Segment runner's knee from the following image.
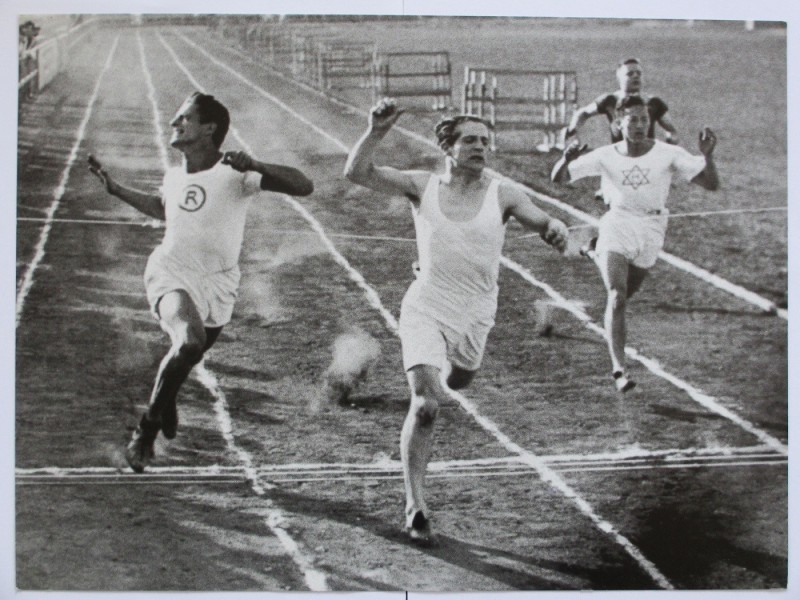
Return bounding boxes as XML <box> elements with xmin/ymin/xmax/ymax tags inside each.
<box><xmin>411</xmin><ymin>394</ymin><xmax>439</xmax><ymax>427</ymax></box>
<box><xmin>447</xmin><ymin>368</ymin><xmax>476</xmax><ymax>390</ymax></box>
<box><xmin>608</xmin><ymin>287</ymin><xmax>627</xmax><ymax>311</ymax></box>
<box><xmin>172</xmin><ymin>331</ymin><xmax>206</xmax><ymax>366</ymax></box>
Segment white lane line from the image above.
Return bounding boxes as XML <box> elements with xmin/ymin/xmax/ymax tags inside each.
<box><xmin>136</xmin><ymin>31</ymin><xmax>170</xmax><ymax>169</ymax></box>
<box><xmin>17</xmin><ymin>449</ymin><xmax>785</xmax><ymax>485</ymax></box>
<box><xmin>137</xmin><ymin>31</ymin><xmax>328</xmax><ymax>593</ymax></box>
<box><xmin>18</xmin><ymin>458</ymin><xmax>788</xmax><ymax>486</ymax></box>
<box><xmin>202</xmin><ymin>33</ymin><xmax>786</xmax><ymax>320</ymax></box>
<box><xmin>18</xmin><ymin>216</ymin><xmax>164</xmax><ymax>227</ymax></box>
<box><xmin>15</xmin><ymin>36</ymin><xmax>120</xmax><ymax>328</ymax></box>
<box><xmin>500</xmin><ymin>257</ymin><xmax>788</xmax><ymax>456</ymax></box>
<box><xmin>14</xmin><ymin>443</ymin><xmax>784</xmax><ymax>477</ymax></box>
<box><xmin>444</xmin><ymin>385</ymin><xmax>673</xmax><ymax>589</ymax></box>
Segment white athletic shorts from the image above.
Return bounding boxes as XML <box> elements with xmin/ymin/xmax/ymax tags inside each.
<box><xmin>398</xmin><ymin>302</ymin><xmax>493</xmax><ymax>372</ymax></box>
<box><xmin>596</xmin><ymin>210</ymin><xmax>668</xmax><ymax>269</ymax></box>
<box><xmin>144</xmin><ymin>249</ymin><xmax>239</xmax><ymax>328</ymax></box>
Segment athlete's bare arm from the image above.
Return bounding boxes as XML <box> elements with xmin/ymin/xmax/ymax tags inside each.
<box><xmin>223</xmin><ymin>151</ymin><xmax>314</xmax><ymax>196</ymax></box>
<box><xmin>501</xmin><ymin>184</ymin><xmax>568</xmax><ymax>252</ymax></box>
<box><xmin>344</xmin><ymin>98</ymin><xmax>426</xmax><ymax>201</ymax></box>
<box><xmin>658</xmin><ymin>112</ymin><xmax>680</xmax><ymax>145</ymax></box>
<box><xmin>690</xmin><ymin>127</ymin><xmax>719</xmax><ymax>191</ymax></box>
<box><xmin>88</xmin><ymin>154</ymin><xmax>165</xmax><ymax>220</ymax></box>
<box><xmin>565</xmin><ymin>101</ymin><xmax>599</xmax><ymax>139</ymax></box>
<box><xmin>550</xmin><ymin>140</ymin><xmax>589</xmax><ymax>184</ymax></box>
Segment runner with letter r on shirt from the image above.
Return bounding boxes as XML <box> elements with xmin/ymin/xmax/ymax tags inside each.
<box><xmin>89</xmin><ymin>91</ymin><xmax>313</xmax><ymax>473</ymax></box>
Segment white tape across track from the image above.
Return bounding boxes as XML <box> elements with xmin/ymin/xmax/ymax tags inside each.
<box><xmin>174</xmin><ymin>33</ymin><xmax>678</xmax><ymax>590</ymax></box>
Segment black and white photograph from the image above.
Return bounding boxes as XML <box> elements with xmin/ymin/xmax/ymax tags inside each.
<box><xmin>6</xmin><ymin>0</ymin><xmax>796</xmax><ymax>598</ymax></box>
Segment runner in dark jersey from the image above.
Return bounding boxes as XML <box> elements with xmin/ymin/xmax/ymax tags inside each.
<box><xmin>566</xmin><ymin>58</ymin><xmax>679</xmax><ymax>145</ymax></box>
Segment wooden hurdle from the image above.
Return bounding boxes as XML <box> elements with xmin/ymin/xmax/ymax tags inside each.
<box><xmin>372</xmin><ymin>52</ymin><xmax>451</xmax><ymax>110</ymax></box>
<box><xmin>315</xmin><ymin>40</ymin><xmax>375</xmax><ymax>90</ymax></box>
<box><xmin>462</xmin><ymin>66</ymin><xmax>578</xmax><ymax>152</ymax></box>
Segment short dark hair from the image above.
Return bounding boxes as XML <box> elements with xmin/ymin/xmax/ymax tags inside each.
<box><xmin>619</xmin><ymin>95</ymin><xmax>646</xmax><ymax>112</ymax></box>
<box><xmin>434</xmin><ymin>115</ymin><xmax>492</xmax><ymax>151</ymax></box>
<box><xmin>189</xmin><ymin>92</ymin><xmax>230</xmax><ymax>148</ymax></box>
<box><xmin>618</xmin><ymin>57</ymin><xmax>641</xmax><ymax>68</ymax></box>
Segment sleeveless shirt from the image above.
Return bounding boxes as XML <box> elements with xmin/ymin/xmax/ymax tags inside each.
<box><xmin>402</xmin><ymin>174</ymin><xmax>507</xmax><ymax>330</ymax></box>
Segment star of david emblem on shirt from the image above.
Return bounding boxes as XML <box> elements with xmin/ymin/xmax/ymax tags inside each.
<box><xmin>622</xmin><ymin>165</ymin><xmax>650</xmax><ymax>190</ymax></box>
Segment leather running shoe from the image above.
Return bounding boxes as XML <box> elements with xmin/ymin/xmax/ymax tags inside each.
<box><xmin>125</xmin><ymin>415</ymin><xmax>159</xmax><ymax>473</ymax></box>
<box><xmin>613</xmin><ymin>370</ymin><xmax>636</xmax><ymax>393</ymax></box>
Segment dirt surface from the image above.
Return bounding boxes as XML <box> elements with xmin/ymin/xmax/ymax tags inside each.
<box><xmin>14</xmin><ymin>19</ymin><xmax>788</xmax><ymax>596</ymax></box>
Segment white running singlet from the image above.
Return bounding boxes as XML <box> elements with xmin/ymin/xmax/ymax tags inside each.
<box><xmin>402</xmin><ymin>174</ymin><xmax>507</xmax><ymax>330</ymax></box>
<box><xmin>157</xmin><ymin>158</ymin><xmax>262</xmax><ymax>274</ymax></box>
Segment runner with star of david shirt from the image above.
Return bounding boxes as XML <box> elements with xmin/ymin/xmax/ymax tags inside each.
<box><xmin>551</xmin><ymin>95</ymin><xmax>718</xmax><ymax>393</ymax></box>
<box><xmin>88</xmin><ymin>92</ymin><xmax>313</xmax><ymax>473</ymax></box>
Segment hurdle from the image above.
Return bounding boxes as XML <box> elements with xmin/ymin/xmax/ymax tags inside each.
<box><xmin>463</xmin><ymin>67</ymin><xmax>578</xmax><ymax>152</ymax></box>
<box><xmin>315</xmin><ymin>40</ymin><xmax>374</xmax><ymax>91</ymax></box>
<box><xmin>372</xmin><ymin>51</ymin><xmax>451</xmax><ymax>110</ymax></box>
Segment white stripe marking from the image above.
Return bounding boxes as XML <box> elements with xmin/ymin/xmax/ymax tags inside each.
<box><xmin>14</xmin><ymin>443</ymin><xmax>784</xmax><ymax>478</ymax></box>
<box><xmin>153</xmin><ymin>32</ymin><xmax>328</xmax><ymax>592</ymax></box>
<box><xmin>15</xmin><ymin>36</ymin><xmax>120</xmax><ymax>328</ymax></box>
<box><xmin>500</xmin><ymin>257</ymin><xmax>788</xmax><ymax>455</ymax></box>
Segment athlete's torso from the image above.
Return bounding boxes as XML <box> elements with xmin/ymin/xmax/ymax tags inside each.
<box><xmin>156</xmin><ymin>159</ymin><xmax>261</xmax><ymax>273</ymax></box>
<box><xmin>569</xmin><ymin>140</ymin><xmax>705</xmax><ymax>215</ymax></box>
<box><xmin>403</xmin><ymin>174</ymin><xmax>507</xmax><ymax>327</ymax></box>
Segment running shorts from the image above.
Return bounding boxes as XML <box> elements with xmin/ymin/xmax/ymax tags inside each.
<box><xmin>398</xmin><ymin>302</ymin><xmax>493</xmax><ymax>372</ymax></box>
<box><xmin>144</xmin><ymin>248</ymin><xmax>239</xmax><ymax>328</ymax></box>
<box><xmin>596</xmin><ymin>210</ymin><xmax>668</xmax><ymax>269</ymax></box>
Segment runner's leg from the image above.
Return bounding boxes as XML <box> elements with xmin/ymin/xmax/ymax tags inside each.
<box><xmin>145</xmin><ymin>290</ymin><xmax>209</xmax><ymax>423</ymax></box>
<box><xmin>401</xmin><ymin>364</ymin><xmax>446</xmax><ymax>529</ymax></box>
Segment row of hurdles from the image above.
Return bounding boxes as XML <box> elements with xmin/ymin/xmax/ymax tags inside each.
<box><xmin>213</xmin><ymin>19</ymin><xmax>578</xmax><ymax>152</ymax></box>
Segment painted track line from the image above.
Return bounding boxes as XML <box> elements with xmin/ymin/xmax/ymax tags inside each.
<box><xmin>500</xmin><ymin>257</ymin><xmax>788</xmax><ymax>456</ymax></box>
<box><xmin>177</xmin><ymin>31</ymin><xmax>787</xmax><ymax>457</ymax></box>
<box><xmin>15</xmin><ymin>35</ymin><xmax>120</xmax><ymax>328</ymax></box>
<box><xmin>202</xmin><ymin>32</ymin><xmax>786</xmax><ymax>320</ymax></box>
<box><xmin>137</xmin><ymin>31</ymin><xmax>327</xmax><ymax>592</ymax></box>
<box><xmin>17</xmin><ymin>446</ymin><xmax>786</xmax><ymax>486</ymax></box>
<box><xmin>168</xmin><ymin>34</ymin><xmax>677</xmax><ymax>590</ymax></box>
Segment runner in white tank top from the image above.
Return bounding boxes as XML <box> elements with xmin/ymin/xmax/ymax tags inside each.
<box><xmin>345</xmin><ymin>98</ymin><xmax>568</xmax><ymax>543</ymax></box>
<box><xmin>89</xmin><ymin>92</ymin><xmax>313</xmax><ymax>473</ymax></box>
<box><xmin>552</xmin><ymin>95</ymin><xmax>718</xmax><ymax>394</ymax></box>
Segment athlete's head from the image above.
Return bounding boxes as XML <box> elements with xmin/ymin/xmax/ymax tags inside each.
<box><xmin>435</xmin><ymin>115</ymin><xmax>492</xmax><ymax>172</ymax></box>
<box><xmin>169</xmin><ymin>92</ymin><xmax>230</xmax><ymax>150</ymax></box>
<box><xmin>619</xmin><ymin>95</ymin><xmax>649</xmax><ymax>143</ymax></box>
<box><xmin>616</xmin><ymin>58</ymin><xmax>643</xmax><ymax>94</ymax></box>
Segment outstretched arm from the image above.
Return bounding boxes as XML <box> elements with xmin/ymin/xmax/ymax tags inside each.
<box><xmin>87</xmin><ymin>154</ymin><xmax>165</xmax><ymax>220</ymax></box>
<box><xmin>691</xmin><ymin>127</ymin><xmax>719</xmax><ymax>191</ymax></box>
<box><xmin>658</xmin><ymin>113</ymin><xmax>680</xmax><ymax>145</ymax></box>
<box><xmin>502</xmin><ymin>185</ymin><xmax>568</xmax><ymax>253</ymax></box>
<box><xmin>565</xmin><ymin>101</ymin><xmax>599</xmax><ymax>140</ymax></box>
<box><xmin>550</xmin><ymin>140</ymin><xmax>588</xmax><ymax>184</ymax></box>
<box><xmin>343</xmin><ymin>98</ymin><xmax>422</xmax><ymax>199</ymax></box>
<box><xmin>223</xmin><ymin>152</ymin><xmax>314</xmax><ymax>196</ymax></box>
